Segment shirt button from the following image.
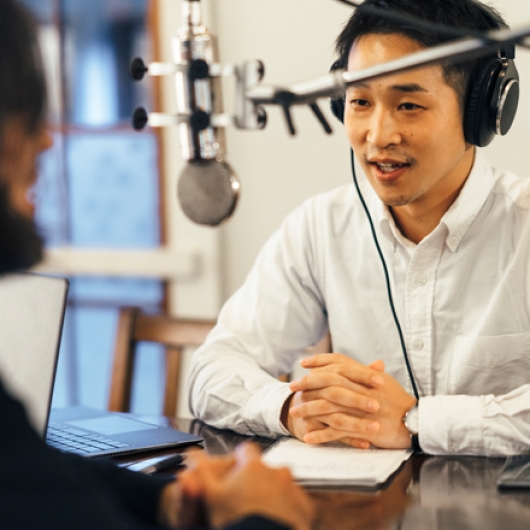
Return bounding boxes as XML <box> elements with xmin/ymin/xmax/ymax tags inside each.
<box><xmin>449</xmin><ymin>236</ymin><xmax>458</xmax><ymax>245</ymax></box>
<box><xmin>413</xmin><ymin>339</ymin><xmax>424</xmax><ymax>350</ymax></box>
<box><xmin>416</xmin><ymin>276</ymin><xmax>427</xmax><ymax>286</ymax></box>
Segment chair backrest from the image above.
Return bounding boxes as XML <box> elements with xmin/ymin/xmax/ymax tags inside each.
<box><xmin>108</xmin><ymin>307</ymin><xmax>216</xmax><ymax>417</ymax></box>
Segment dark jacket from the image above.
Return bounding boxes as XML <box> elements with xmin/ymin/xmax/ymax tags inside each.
<box><xmin>0</xmin><ymin>378</ymin><xmax>287</xmax><ymax>530</ymax></box>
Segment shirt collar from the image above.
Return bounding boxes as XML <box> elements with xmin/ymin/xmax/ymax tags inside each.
<box><xmin>374</xmin><ymin>195</ymin><xmax>415</xmax><ymax>252</ymax></box>
<box><xmin>439</xmin><ymin>150</ymin><xmax>494</xmax><ymax>252</ymax></box>
<box><xmin>372</xmin><ymin>149</ymin><xmax>494</xmax><ymax>253</ymax></box>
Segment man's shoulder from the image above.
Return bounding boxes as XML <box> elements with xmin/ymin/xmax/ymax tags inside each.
<box><xmin>490</xmin><ymin>165</ymin><xmax>530</xmax><ymax>210</ymax></box>
<box><xmin>277</xmin><ymin>183</ymin><xmax>374</xmax><ymax>244</ymax></box>
<box><xmin>290</xmin><ymin>184</ymin><xmax>358</xmax><ymax>219</ymax></box>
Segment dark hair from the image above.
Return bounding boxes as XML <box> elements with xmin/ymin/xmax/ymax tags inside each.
<box><xmin>335</xmin><ymin>0</ymin><xmax>506</xmax><ymax>113</ymax></box>
<box><xmin>0</xmin><ymin>0</ymin><xmax>45</xmax><ymax>272</ymax></box>
<box><xmin>0</xmin><ymin>0</ymin><xmax>47</xmax><ymax>136</ymax></box>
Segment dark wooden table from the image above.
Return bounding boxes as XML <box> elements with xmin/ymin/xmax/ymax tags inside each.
<box><xmin>125</xmin><ymin>416</ymin><xmax>530</xmax><ymax>530</ymax></box>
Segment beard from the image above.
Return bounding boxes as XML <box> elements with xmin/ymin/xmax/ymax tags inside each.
<box><xmin>0</xmin><ymin>182</ymin><xmax>43</xmax><ymax>274</ymax></box>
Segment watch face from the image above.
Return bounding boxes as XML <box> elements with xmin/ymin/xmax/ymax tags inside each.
<box><xmin>405</xmin><ymin>406</ymin><xmax>419</xmax><ymax>435</ymax></box>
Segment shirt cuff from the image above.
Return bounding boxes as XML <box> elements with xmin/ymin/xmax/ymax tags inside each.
<box><xmin>418</xmin><ymin>395</ymin><xmax>484</xmax><ymax>455</ymax></box>
<box><xmin>243</xmin><ymin>382</ymin><xmax>294</xmax><ymax>438</ymax></box>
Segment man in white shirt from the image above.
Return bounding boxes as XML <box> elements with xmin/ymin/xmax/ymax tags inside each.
<box><xmin>189</xmin><ymin>0</ymin><xmax>530</xmax><ymax>456</ymax></box>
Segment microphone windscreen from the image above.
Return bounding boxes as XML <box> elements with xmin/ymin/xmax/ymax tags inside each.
<box><xmin>177</xmin><ymin>160</ymin><xmax>239</xmax><ymax>226</ymax></box>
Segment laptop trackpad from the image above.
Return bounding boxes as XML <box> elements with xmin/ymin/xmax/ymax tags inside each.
<box><xmin>67</xmin><ymin>416</ymin><xmax>154</xmax><ymax>436</ymax></box>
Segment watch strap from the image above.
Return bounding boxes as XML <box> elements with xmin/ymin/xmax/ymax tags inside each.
<box><xmin>411</xmin><ymin>434</ymin><xmax>421</xmax><ymax>453</ymax></box>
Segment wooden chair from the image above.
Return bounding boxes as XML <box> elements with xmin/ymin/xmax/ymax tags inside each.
<box><xmin>108</xmin><ymin>307</ymin><xmax>216</xmax><ymax>418</ymax></box>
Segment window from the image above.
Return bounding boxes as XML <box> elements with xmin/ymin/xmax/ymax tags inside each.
<box><xmin>22</xmin><ymin>0</ymin><xmax>167</xmax><ymax>414</ymax></box>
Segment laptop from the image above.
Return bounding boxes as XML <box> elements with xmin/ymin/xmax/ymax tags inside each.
<box><xmin>0</xmin><ymin>272</ymin><xmax>202</xmax><ymax>458</ymax></box>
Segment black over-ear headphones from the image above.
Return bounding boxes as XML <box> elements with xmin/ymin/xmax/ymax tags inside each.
<box><xmin>464</xmin><ymin>46</ymin><xmax>519</xmax><ymax>147</ymax></box>
<box><xmin>329</xmin><ymin>15</ymin><xmax>520</xmax><ymax>147</ymax></box>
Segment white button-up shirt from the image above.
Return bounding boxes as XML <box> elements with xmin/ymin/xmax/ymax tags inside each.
<box><xmin>189</xmin><ymin>151</ymin><xmax>530</xmax><ymax>455</ymax></box>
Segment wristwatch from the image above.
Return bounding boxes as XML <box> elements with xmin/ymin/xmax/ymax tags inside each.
<box><xmin>403</xmin><ymin>403</ymin><xmax>421</xmax><ymax>452</ymax></box>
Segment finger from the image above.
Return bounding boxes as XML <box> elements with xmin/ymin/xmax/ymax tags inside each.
<box><xmin>290</xmin><ymin>398</ymin><xmax>348</xmax><ymax>419</ymax></box>
<box><xmin>292</xmin><ymin>416</ymin><xmax>327</xmax><ymax>436</ymax></box>
<box><xmin>296</xmin><ymin>361</ymin><xmax>385</xmax><ymax>389</ymax></box>
<box><xmin>339</xmin><ymin>437</ymin><xmax>372</xmax><ymax>450</ymax></box>
<box><xmin>300</xmin><ymin>353</ymin><xmax>352</xmax><ymax>369</ymax></box>
<box><xmin>234</xmin><ymin>442</ymin><xmax>262</xmax><ymax>466</ymax></box>
<box><xmin>304</xmin><ymin>425</ymin><xmax>377</xmax><ymax>445</ymax></box>
<box><xmin>303</xmin><ymin>426</ymin><xmax>349</xmax><ymax>445</ymax></box>
<box><xmin>203</xmin><ymin>456</ymin><xmax>237</xmax><ymax>478</ymax></box>
<box><xmin>312</xmin><ymin>413</ymin><xmax>379</xmax><ymax>437</ymax></box>
<box><xmin>184</xmin><ymin>450</ymin><xmax>207</xmax><ymax>469</ymax></box>
<box><xmin>290</xmin><ymin>390</ymin><xmax>379</xmax><ymax>416</ymax></box>
<box><xmin>182</xmin><ymin>457</ymin><xmax>229</xmax><ymax>500</ymax></box>
<box><xmin>185</xmin><ymin>452</ymin><xmax>237</xmax><ymax>485</ymax></box>
<box><xmin>290</xmin><ymin>371</ymin><xmax>366</xmax><ymax>393</ymax></box>
<box><xmin>369</xmin><ymin>360</ymin><xmax>385</xmax><ymax>372</ymax></box>
<box><xmin>178</xmin><ymin>470</ymin><xmax>204</xmax><ymax>498</ymax></box>
<box><xmin>307</xmin><ymin>363</ymin><xmax>385</xmax><ymax>388</ymax></box>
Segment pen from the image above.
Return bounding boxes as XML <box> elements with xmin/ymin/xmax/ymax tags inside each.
<box><xmin>123</xmin><ymin>453</ymin><xmax>188</xmax><ymax>474</ymax></box>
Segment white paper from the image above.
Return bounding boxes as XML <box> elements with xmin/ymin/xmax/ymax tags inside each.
<box><xmin>263</xmin><ymin>438</ymin><xmax>411</xmax><ymax>486</ymax></box>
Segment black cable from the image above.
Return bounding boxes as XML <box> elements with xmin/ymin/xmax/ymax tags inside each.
<box><xmin>349</xmin><ymin>149</ymin><xmax>420</xmax><ymax>401</ymax></box>
<box><xmin>333</xmin><ymin>0</ymin><xmax>530</xmax><ymax>50</ymax></box>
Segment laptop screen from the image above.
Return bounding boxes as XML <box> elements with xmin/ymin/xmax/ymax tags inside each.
<box><xmin>0</xmin><ymin>273</ymin><xmax>68</xmax><ymax>436</ymax></box>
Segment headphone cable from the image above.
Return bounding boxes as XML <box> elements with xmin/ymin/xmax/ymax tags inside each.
<box><xmin>349</xmin><ymin>149</ymin><xmax>420</xmax><ymax>401</ymax></box>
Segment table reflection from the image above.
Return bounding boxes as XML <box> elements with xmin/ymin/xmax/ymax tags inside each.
<box><xmin>310</xmin><ymin>459</ymin><xmax>412</xmax><ymax>530</ymax></box>
<box><xmin>172</xmin><ymin>419</ymin><xmax>530</xmax><ymax>530</ymax></box>
<box><xmin>399</xmin><ymin>457</ymin><xmax>530</xmax><ymax>530</ymax></box>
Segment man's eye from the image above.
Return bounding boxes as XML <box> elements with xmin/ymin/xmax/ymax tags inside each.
<box><xmin>351</xmin><ymin>99</ymin><xmax>370</xmax><ymax>108</ymax></box>
<box><xmin>399</xmin><ymin>102</ymin><xmax>422</xmax><ymax>111</ymax></box>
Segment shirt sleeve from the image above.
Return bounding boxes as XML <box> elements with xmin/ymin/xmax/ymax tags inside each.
<box><xmin>188</xmin><ymin>200</ymin><xmax>328</xmax><ymax>438</ymax></box>
<box><xmin>418</xmin><ymin>384</ymin><xmax>530</xmax><ymax>455</ymax></box>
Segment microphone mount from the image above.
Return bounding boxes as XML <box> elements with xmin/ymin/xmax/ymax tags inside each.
<box><xmin>130</xmin><ymin>56</ymin><xmax>320</xmax><ymax>136</ymax></box>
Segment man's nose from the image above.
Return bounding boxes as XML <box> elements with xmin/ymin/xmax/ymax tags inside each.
<box><xmin>366</xmin><ymin>108</ymin><xmax>401</xmax><ymax>148</ymax></box>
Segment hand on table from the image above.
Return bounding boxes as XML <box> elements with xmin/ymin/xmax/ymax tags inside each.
<box><xmin>158</xmin><ymin>450</ymin><xmax>235</xmax><ymax>528</ymax></box>
<box><xmin>174</xmin><ymin>443</ymin><xmax>314</xmax><ymax>530</ymax></box>
<box><xmin>281</xmin><ymin>355</ymin><xmax>385</xmax><ymax>448</ymax></box>
<box><xmin>287</xmin><ymin>354</ymin><xmax>416</xmax><ymax>449</ymax></box>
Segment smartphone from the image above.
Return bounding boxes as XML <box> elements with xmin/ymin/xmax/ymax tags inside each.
<box><xmin>497</xmin><ymin>455</ymin><xmax>530</xmax><ymax>489</ymax></box>
<box><xmin>118</xmin><ymin>453</ymin><xmax>187</xmax><ymax>474</ymax></box>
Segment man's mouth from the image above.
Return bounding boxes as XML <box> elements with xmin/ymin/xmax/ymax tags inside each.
<box><xmin>368</xmin><ymin>160</ymin><xmax>410</xmax><ymax>173</ymax></box>
<box><xmin>373</xmin><ymin>162</ymin><xmax>408</xmax><ymax>173</ymax></box>
<box><xmin>367</xmin><ymin>159</ymin><xmax>412</xmax><ymax>180</ymax></box>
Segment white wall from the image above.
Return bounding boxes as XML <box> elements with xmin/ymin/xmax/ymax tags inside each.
<box><xmin>211</xmin><ymin>0</ymin><xmax>352</xmax><ymax>298</ymax></box>
<box><xmin>483</xmin><ymin>1</ymin><xmax>530</xmax><ymax>179</ymax></box>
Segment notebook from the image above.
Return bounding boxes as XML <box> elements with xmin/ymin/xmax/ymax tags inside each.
<box><xmin>0</xmin><ymin>272</ymin><xmax>202</xmax><ymax>458</ymax></box>
<box><xmin>263</xmin><ymin>437</ymin><xmax>411</xmax><ymax>486</ymax></box>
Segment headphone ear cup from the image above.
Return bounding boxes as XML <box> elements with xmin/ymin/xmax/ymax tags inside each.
<box><xmin>494</xmin><ymin>59</ymin><xmax>520</xmax><ymax>137</ymax></box>
<box><xmin>464</xmin><ymin>57</ymin><xmax>502</xmax><ymax>147</ymax></box>
<box><xmin>330</xmin><ymin>96</ymin><xmax>345</xmax><ymax>123</ymax></box>
<box><xmin>329</xmin><ymin>59</ymin><xmax>345</xmax><ymax>124</ymax></box>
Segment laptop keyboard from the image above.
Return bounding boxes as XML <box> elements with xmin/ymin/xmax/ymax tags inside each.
<box><xmin>46</xmin><ymin>423</ymin><xmax>130</xmax><ymax>455</ymax></box>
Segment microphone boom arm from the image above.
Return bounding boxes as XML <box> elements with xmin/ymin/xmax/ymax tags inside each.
<box><xmin>247</xmin><ymin>24</ymin><xmax>530</xmax><ymax>108</ymax></box>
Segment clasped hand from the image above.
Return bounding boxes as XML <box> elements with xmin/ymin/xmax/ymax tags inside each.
<box><xmin>285</xmin><ymin>354</ymin><xmax>416</xmax><ymax>449</ymax></box>
<box><xmin>160</xmin><ymin>443</ymin><xmax>314</xmax><ymax>530</ymax></box>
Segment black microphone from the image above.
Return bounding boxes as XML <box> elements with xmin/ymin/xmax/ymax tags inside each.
<box><xmin>173</xmin><ymin>0</ymin><xmax>239</xmax><ymax>226</ymax></box>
